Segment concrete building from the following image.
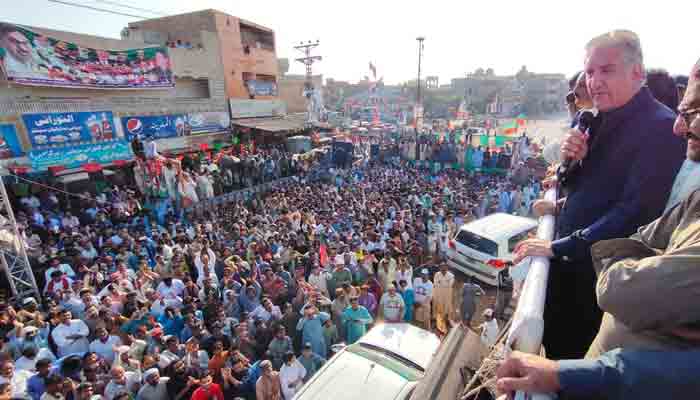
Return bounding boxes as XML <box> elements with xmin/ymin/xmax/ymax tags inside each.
<box><xmin>124</xmin><ymin>9</ymin><xmax>279</xmax><ymax>101</ymax></box>
<box><xmin>0</xmin><ymin>9</ymin><xmax>288</xmax><ymax>171</ymax></box>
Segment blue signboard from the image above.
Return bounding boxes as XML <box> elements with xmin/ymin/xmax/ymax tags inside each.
<box><xmin>246</xmin><ymin>80</ymin><xmax>278</xmax><ymax>96</ymax></box>
<box><xmin>121</xmin><ymin>114</ymin><xmax>188</xmax><ymax>140</ymax></box>
<box><xmin>22</xmin><ymin>111</ymin><xmax>118</xmax><ymax>149</ymax></box>
<box><xmin>28</xmin><ymin>140</ymin><xmax>133</xmax><ymax>170</ymax></box>
<box><xmin>0</xmin><ymin>124</ymin><xmax>25</xmax><ymax>158</ymax></box>
<box><xmin>186</xmin><ymin>112</ymin><xmax>231</xmax><ymax>135</ymax></box>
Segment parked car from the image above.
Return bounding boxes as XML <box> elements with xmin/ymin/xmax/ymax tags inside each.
<box><xmin>445</xmin><ymin>213</ymin><xmax>537</xmax><ymax>285</ymax></box>
<box><xmin>293</xmin><ymin>323</ymin><xmax>441</xmax><ymax>400</ymax></box>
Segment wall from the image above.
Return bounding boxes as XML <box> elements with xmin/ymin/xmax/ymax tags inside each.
<box><xmin>278</xmin><ymin>75</ymin><xmax>323</xmax><ymax>113</ymax></box>
<box><xmin>213</xmin><ymin>13</ymin><xmax>278</xmax><ymax>100</ymax></box>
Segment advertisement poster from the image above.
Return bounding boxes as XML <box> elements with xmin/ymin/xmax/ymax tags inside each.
<box><xmin>0</xmin><ymin>23</ymin><xmax>174</xmax><ymax>89</ymax></box>
<box><xmin>122</xmin><ymin>114</ymin><xmax>188</xmax><ymax>140</ymax></box>
<box><xmin>22</xmin><ymin>111</ymin><xmax>118</xmax><ymax>149</ymax></box>
<box><xmin>0</xmin><ymin>124</ymin><xmax>24</xmax><ymax>158</ymax></box>
<box><xmin>246</xmin><ymin>80</ymin><xmax>278</xmax><ymax>96</ymax></box>
<box><xmin>29</xmin><ymin>140</ymin><xmax>133</xmax><ymax>170</ymax></box>
<box><xmin>187</xmin><ymin>111</ymin><xmax>230</xmax><ymax>135</ymax></box>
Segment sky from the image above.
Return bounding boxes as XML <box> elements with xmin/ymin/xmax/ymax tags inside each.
<box><xmin>4</xmin><ymin>0</ymin><xmax>699</xmax><ymax>85</ymax></box>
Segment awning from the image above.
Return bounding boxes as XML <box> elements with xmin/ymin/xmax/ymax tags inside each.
<box><xmin>232</xmin><ymin>115</ymin><xmax>306</xmax><ymax>133</ymax></box>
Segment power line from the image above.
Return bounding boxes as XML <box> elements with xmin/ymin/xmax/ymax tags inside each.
<box><xmin>89</xmin><ymin>0</ymin><xmax>168</xmax><ymax>16</ymax></box>
<box><xmin>6</xmin><ymin>173</ymin><xmax>92</xmax><ymax>201</ymax></box>
<box><xmin>46</xmin><ymin>0</ymin><xmax>150</xmax><ymax>19</ymax></box>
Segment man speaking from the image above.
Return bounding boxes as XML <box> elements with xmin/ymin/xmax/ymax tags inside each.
<box><xmin>513</xmin><ymin>30</ymin><xmax>686</xmax><ymax>359</ymax></box>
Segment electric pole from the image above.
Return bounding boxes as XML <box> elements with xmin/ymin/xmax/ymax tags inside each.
<box><xmin>415</xmin><ymin>36</ymin><xmax>425</xmax><ymax>136</ymax></box>
<box><xmin>294</xmin><ymin>40</ymin><xmax>322</xmax><ymax>128</ymax></box>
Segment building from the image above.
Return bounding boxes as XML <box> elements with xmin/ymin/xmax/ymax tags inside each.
<box><xmin>0</xmin><ymin>9</ymin><xmax>292</xmax><ymax>174</ymax></box>
<box><xmin>124</xmin><ymin>9</ymin><xmax>279</xmax><ymax>101</ymax></box>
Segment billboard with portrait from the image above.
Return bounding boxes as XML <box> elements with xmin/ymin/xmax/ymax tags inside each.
<box><xmin>0</xmin><ymin>23</ymin><xmax>174</xmax><ymax>89</ymax></box>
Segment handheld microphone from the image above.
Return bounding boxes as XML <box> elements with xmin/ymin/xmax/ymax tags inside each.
<box><xmin>560</xmin><ymin>108</ymin><xmax>598</xmax><ymax>172</ymax></box>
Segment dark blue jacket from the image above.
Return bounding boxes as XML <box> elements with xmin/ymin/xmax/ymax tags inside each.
<box><xmin>552</xmin><ymin>87</ymin><xmax>686</xmax><ymax>261</ymax></box>
<box><xmin>558</xmin><ymin>348</ymin><xmax>700</xmax><ymax>399</ymax></box>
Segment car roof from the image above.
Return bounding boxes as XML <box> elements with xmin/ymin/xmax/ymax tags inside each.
<box><xmin>459</xmin><ymin>213</ymin><xmax>537</xmax><ymax>241</ymax></box>
<box><xmin>294</xmin><ymin>347</ymin><xmax>414</xmax><ymax>400</ymax></box>
<box><xmin>358</xmin><ymin>323</ymin><xmax>441</xmax><ymax>371</ymax></box>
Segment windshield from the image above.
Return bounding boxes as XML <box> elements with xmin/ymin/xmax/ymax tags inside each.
<box><xmin>455</xmin><ymin>230</ymin><xmax>498</xmax><ymax>257</ymax></box>
<box><xmin>357</xmin><ymin>342</ymin><xmax>424</xmax><ymax>372</ymax></box>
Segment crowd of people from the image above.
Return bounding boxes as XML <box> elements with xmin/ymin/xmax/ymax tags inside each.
<box><xmin>0</xmin><ymin>130</ymin><xmax>534</xmax><ymax>400</ymax></box>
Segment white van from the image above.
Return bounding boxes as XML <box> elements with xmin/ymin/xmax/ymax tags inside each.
<box><xmin>294</xmin><ymin>323</ymin><xmax>441</xmax><ymax>400</ymax></box>
<box><xmin>445</xmin><ymin>213</ymin><xmax>537</xmax><ymax>286</ymax></box>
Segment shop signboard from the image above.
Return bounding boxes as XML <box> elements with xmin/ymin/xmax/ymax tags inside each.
<box><xmin>22</xmin><ymin>111</ymin><xmax>118</xmax><ymax>149</ymax></box>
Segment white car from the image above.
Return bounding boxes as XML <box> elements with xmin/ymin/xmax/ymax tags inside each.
<box><xmin>294</xmin><ymin>323</ymin><xmax>441</xmax><ymax>400</ymax></box>
<box><xmin>446</xmin><ymin>213</ymin><xmax>537</xmax><ymax>286</ymax></box>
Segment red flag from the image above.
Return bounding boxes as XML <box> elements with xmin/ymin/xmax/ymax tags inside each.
<box><xmin>319</xmin><ymin>244</ymin><xmax>329</xmax><ymax>267</ymax></box>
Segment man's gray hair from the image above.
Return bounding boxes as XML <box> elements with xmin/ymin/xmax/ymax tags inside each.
<box><xmin>585</xmin><ymin>30</ymin><xmax>644</xmax><ymax>69</ymax></box>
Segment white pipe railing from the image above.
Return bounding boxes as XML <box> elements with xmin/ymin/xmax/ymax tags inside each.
<box><xmin>506</xmin><ymin>187</ymin><xmax>558</xmax><ymax>400</ymax></box>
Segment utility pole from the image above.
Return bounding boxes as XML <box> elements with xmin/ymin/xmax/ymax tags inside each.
<box><xmin>415</xmin><ymin>36</ymin><xmax>425</xmax><ymax>136</ymax></box>
<box><xmin>294</xmin><ymin>40</ymin><xmax>322</xmax><ymax>128</ymax></box>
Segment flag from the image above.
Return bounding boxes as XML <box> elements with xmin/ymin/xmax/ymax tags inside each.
<box><xmin>502</xmin><ymin>120</ymin><xmax>518</xmax><ymax>135</ymax></box>
<box><xmin>369</xmin><ymin>62</ymin><xmax>377</xmax><ymax>79</ymax></box>
<box><xmin>516</xmin><ymin>113</ymin><xmax>527</xmax><ymax>126</ymax></box>
<box><xmin>319</xmin><ymin>243</ymin><xmax>329</xmax><ymax>267</ymax></box>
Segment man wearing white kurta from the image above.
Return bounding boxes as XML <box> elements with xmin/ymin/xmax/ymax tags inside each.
<box><xmin>51</xmin><ymin>309</ymin><xmax>90</xmax><ymax>357</ymax></box>
<box><xmin>432</xmin><ymin>264</ymin><xmax>455</xmax><ymax>329</ymax></box>
<box><xmin>280</xmin><ymin>353</ymin><xmax>306</xmax><ymax>400</ymax></box>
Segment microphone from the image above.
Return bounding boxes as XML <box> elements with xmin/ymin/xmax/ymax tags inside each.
<box><xmin>560</xmin><ymin>108</ymin><xmax>598</xmax><ymax>173</ymax></box>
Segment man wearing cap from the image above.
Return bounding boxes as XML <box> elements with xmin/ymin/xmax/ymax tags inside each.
<box><xmin>51</xmin><ymin>309</ymin><xmax>89</xmax><ymax>357</ymax></box>
<box><xmin>43</xmin><ymin>270</ymin><xmax>73</xmax><ymax>296</ymax></box>
<box><xmin>298</xmin><ymin>343</ymin><xmax>325</xmax><ymax>383</ymax></box>
<box><xmin>255</xmin><ymin>360</ymin><xmax>282</xmax><ymax>400</ymax></box>
<box><xmin>157</xmin><ymin>336</ymin><xmax>182</xmax><ymax>369</ymax></box>
<box><xmin>413</xmin><ymin>269</ymin><xmax>434</xmax><ymax>330</ymax></box>
<box><xmin>479</xmin><ymin>309</ymin><xmax>499</xmax><ymax>347</ymax></box>
<box><xmin>342</xmin><ymin>295</ymin><xmax>373</xmax><ymax>344</ymax></box>
<box><xmin>137</xmin><ymin>368</ymin><xmax>169</xmax><ymax>400</ymax></box>
<box><xmin>296</xmin><ymin>305</ymin><xmax>330</xmax><ymax>359</ymax></box>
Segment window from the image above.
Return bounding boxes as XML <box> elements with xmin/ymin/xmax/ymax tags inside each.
<box><xmin>455</xmin><ymin>230</ymin><xmax>498</xmax><ymax>257</ymax></box>
<box><xmin>508</xmin><ymin>228</ymin><xmax>536</xmax><ymax>253</ymax></box>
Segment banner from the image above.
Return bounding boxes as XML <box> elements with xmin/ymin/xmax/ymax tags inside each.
<box><xmin>229</xmin><ymin>99</ymin><xmax>286</xmax><ymax>118</ymax></box>
<box><xmin>186</xmin><ymin>111</ymin><xmax>230</xmax><ymax>135</ymax></box>
<box><xmin>29</xmin><ymin>140</ymin><xmax>133</xmax><ymax>170</ymax></box>
<box><xmin>121</xmin><ymin>114</ymin><xmax>188</xmax><ymax>140</ymax></box>
<box><xmin>245</xmin><ymin>80</ymin><xmax>278</xmax><ymax>96</ymax></box>
<box><xmin>0</xmin><ymin>124</ymin><xmax>24</xmax><ymax>158</ymax></box>
<box><xmin>0</xmin><ymin>23</ymin><xmax>174</xmax><ymax>89</ymax></box>
<box><xmin>22</xmin><ymin>111</ymin><xmax>119</xmax><ymax>149</ymax></box>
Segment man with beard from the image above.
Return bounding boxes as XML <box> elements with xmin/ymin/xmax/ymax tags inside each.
<box><xmin>136</xmin><ymin>369</ymin><xmax>169</xmax><ymax>400</ymax></box>
<box><xmin>585</xmin><ymin>58</ymin><xmax>700</xmax><ymax>356</ymax></box>
<box><xmin>165</xmin><ymin>360</ymin><xmax>199</xmax><ymax>400</ymax></box>
<box><xmin>664</xmin><ymin>61</ymin><xmax>700</xmax><ymax>210</ymax></box>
